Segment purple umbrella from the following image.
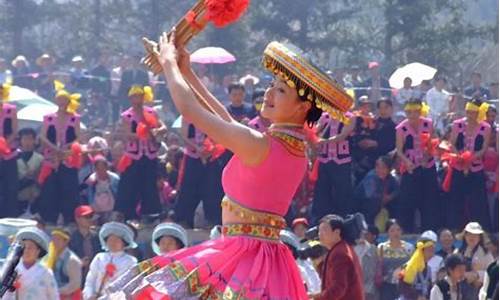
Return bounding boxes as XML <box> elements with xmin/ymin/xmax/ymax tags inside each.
<box><xmin>190</xmin><ymin>47</ymin><xmax>236</xmax><ymax>64</ymax></box>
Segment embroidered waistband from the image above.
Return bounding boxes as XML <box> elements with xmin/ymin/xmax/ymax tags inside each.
<box><xmin>222</xmin><ymin>223</ymin><xmax>281</xmax><ymax>241</ymax></box>
<box><xmin>221</xmin><ymin>196</ymin><xmax>286</xmax><ymax>228</ymax></box>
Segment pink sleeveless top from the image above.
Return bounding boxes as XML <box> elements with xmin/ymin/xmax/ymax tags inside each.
<box><xmin>452</xmin><ymin>118</ymin><xmax>491</xmax><ymax>172</ymax></box>
<box><xmin>121</xmin><ymin>106</ymin><xmax>160</xmax><ymax>160</ymax></box>
<box><xmin>222</xmin><ymin>137</ymin><xmax>307</xmax><ymax>216</ymax></box>
<box><xmin>317</xmin><ymin>112</ymin><xmax>352</xmax><ymax>164</ymax></box>
<box><xmin>0</xmin><ymin>103</ymin><xmax>17</xmax><ymax>160</ymax></box>
<box><xmin>42</xmin><ymin>112</ymin><xmax>80</xmax><ymax>167</ymax></box>
<box><xmin>396</xmin><ymin>117</ymin><xmax>435</xmax><ymax>168</ymax></box>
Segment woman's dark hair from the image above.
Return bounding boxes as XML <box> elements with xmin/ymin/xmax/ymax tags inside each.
<box><xmin>385</xmin><ymin>218</ymin><xmax>401</xmax><ymax>233</ymax></box>
<box><xmin>296</xmin><ymin>90</ymin><xmax>322</xmax><ymax>127</ymax></box>
<box><xmin>469</xmin><ymin>98</ymin><xmax>484</xmax><ymax>106</ymax></box>
<box><xmin>459</xmin><ymin>231</ymin><xmax>487</xmax><ymax>254</ymax></box>
<box><xmin>24</xmin><ymin>239</ymin><xmax>47</xmax><ymax>258</ymax></box>
<box><xmin>444</xmin><ymin>254</ymin><xmax>466</xmax><ymax>274</ymax></box>
<box><xmin>488</xmin><ymin>106</ymin><xmax>497</xmax><ymax>114</ymax></box>
<box><xmin>404</xmin><ymin>98</ymin><xmax>423</xmax><ymax>107</ymax></box>
<box><xmin>252</xmin><ymin>88</ymin><xmax>265</xmax><ymax>102</ymax></box>
<box><xmin>367</xmin><ymin>224</ymin><xmax>380</xmax><ymax>238</ymax></box>
<box><xmin>435</xmin><ymin>76</ymin><xmax>447</xmax><ymax>84</ymax></box>
<box><xmin>377</xmin><ymin>154</ymin><xmax>394</xmax><ymax>170</ymax></box>
<box><xmin>297</xmin><ymin>243</ymin><xmax>328</xmax><ymax>260</ymax></box>
<box><xmin>377</xmin><ymin>97</ymin><xmax>393</xmax><ymax>108</ymax></box>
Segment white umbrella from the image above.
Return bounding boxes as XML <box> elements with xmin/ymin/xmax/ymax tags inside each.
<box><xmin>389</xmin><ymin>62</ymin><xmax>437</xmax><ymax>89</ymax></box>
<box><xmin>190</xmin><ymin>47</ymin><xmax>236</xmax><ymax>64</ymax></box>
<box><xmin>17</xmin><ymin>104</ymin><xmax>58</xmax><ymax>122</ymax></box>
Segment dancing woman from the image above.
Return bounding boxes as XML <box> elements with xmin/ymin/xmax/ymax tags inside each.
<box><xmin>107</xmin><ymin>32</ymin><xmax>353</xmax><ymax>299</ymax></box>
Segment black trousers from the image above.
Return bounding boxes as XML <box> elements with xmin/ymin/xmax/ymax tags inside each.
<box><xmin>398</xmin><ymin>166</ymin><xmax>440</xmax><ymax>232</ymax></box>
<box><xmin>311</xmin><ymin>161</ymin><xmax>353</xmax><ymax>224</ymax></box>
<box><xmin>116</xmin><ymin>156</ymin><xmax>161</xmax><ymax>220</ymax></box>
<box><xmin>37</xmin><ymin>165</ymin><xmax>79</xmax><ymax>223</ymax></box>
<box><xmin>0</xmin><ymin>157</ymin><xmax>18</xmax><ymax>217</ymax></box>
<box><xmin>447</xmin><ymin>170</ymin><xmax>491</xmax><ymax>231</ymax></box>
<box><xmin>174</xmin><ymin>155</ymin><xmax>209</xmax><ymax>228</ymax></box>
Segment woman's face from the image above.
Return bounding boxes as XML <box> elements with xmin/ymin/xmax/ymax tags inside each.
<box><xmin>388</xmin><ymin>223</ymin><xmax>402</xmax><ymax>241</ymax></box>
<box><xmin>55</xmin><ymin>95</ymin><xmax>69</xmax><ymax>109</ymax></box>
<box><xmin>423</xmin><ymin>245</ymin><xmax>435</xmax><ymax>262</ymax></box>
<box><xmin>439</xmin><ymin>230</ymin><xmax>454</xmax><ymax>249</ymax></box>
<box><xmin>405</xmin><ymin>108</ymin><xmax>420</xmax><ymax>121</ymax></box>
<box><xmin>464</xmin><ymin>232</ymin><xmax>480</xmax><ymax>248</ymax></box>
<box><xmin>22</xmin><ymin>240</ymin><xmax>41</xmax><ymax>264</ymax></box>
<box><xmin>261</xmin><ymin>79</ymin><xmax>310</xmax><ymax>124</ymax></box>
<box><xmin>465</xmin><ymin>110</ymin><xmax>479</xmax><ymax>123</ymax></box>
<box><xmin>106</xmin><ymin>234</ymin><xmax>126</xmax><ymax>252</ymax></box>
<box><xmin>375</xmin><ymin>159</ymin><xmax>390</xmax><ymax>179</ymax></box>
<box><xmin>158</xmin><ymin>236</ymin><xmax>182</xmax><ymax>254</ymax></box>
<box><xmin>129</xmin><ymin>94</ymin><xmax>144</xmax><ymax>107</ymax></box>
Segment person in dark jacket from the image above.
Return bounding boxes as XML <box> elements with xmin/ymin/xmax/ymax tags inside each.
<box><xmin>68</xmin><ymin>205</ymin><xmax>101</xmax><ymax>287</ymax></box>
<box><xmin>311</xmin><ymin>214</ymin><xmax>364</xmax><ymax>300</ymax></box>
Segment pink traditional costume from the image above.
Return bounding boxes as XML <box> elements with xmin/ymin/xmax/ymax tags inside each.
<box><xmin>0</xmin><ymin>83</ymin><xmax>19</xmax><ymax>217</ymax></box>
<box><xmin>106</xmin><ymin>42</ymin><xmax>353</xmax><ymax>299</ymax></box>
<box><xmin>37</xmin><ymin>89</ymin><xmax>82</xmax><ymax>223</ymax></box>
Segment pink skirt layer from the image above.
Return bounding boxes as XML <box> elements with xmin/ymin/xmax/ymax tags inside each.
<box><xmin>107</xmin><ymin>235</ymin><xmax>308</xmax><ymax>300</ymax></box>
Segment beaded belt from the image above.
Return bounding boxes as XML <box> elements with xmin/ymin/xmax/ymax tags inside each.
<box><xmin>221</xmin><ymin>196</ymin><xmax>286</xmax><ymax>228</ymax></box>
<box><xmin>222</xmin><ymin>223</ymin><xmax>281</xmax><ymax>241</ymax></box>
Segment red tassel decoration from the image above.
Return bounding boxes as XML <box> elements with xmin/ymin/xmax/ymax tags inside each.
<box><xmin>0</xmin><ymin>137</ymin><xmax>11</xmax><ymax>156</ymax></box>
<box><xmin>204</xmin><ymin>0</ymin><xmax>250</xmax><ymax>28</ymax></box>
<box><xmin>117</xmin><ymin>155</ymin><xmax>133</xmax><ymax>173</ymax></box>
<box><xmin>136</xmin><ymin>122</ymin><xmax>149</xmax><ymax>140</ymax></box>
<box><xmin>38</xmin><ymin>163</ymin><xmax>54</xmax><ymax>185</ymax></box>
<box><xmin>66</xmin><ymin>143</ymin><xmax>83</xmax><ymax>168</ymax></box>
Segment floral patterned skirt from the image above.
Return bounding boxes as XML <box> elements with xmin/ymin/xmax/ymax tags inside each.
<box><xmin>106</xmin><ymin>223</ymin><xmax>308</xmax><ymax>300</ymax></box>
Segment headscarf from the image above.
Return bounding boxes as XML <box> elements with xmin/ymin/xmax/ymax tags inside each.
<box><xmin>465</xmin><ymin>101</ymin><xmax>490</xmax><ymax>122</ymax></box>
<box><xmin>128</xmin><ymin>85</ymin><xmax>154</xmax><ymax>103</ymax></box>
<box><xmin>0</xmin><ymin>83</ymin><xmax>11</xmax><ymax>102</ymax></box>
<box><xmin>45</xmin><ymin>228</ymin><xmax>70</xmax><ymax>270</ymax></box>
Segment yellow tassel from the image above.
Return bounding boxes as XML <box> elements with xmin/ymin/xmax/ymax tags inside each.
<box><xmin>0</xmin><ymin>83</ymin><xmax>12</xmax><ymax>102</ymax></box>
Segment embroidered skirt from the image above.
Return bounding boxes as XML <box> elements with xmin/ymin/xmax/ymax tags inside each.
<box><xmin>106</xmin><ymin>223</ymin><xmax>308</xmax><ymax>299</ymax></box>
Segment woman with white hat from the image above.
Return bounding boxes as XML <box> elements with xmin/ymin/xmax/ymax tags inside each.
<box><xmin>151</xmin><ymin>222</ymin><xmax>188</xmax><ymax>255</ymax></box>
<box><xmin>454</xmin><ymin>222</ymin><xmax>494</xmax><ymax>299</ymax></box>
<box><xmin>83</xmin><ymin>222</ymin><xmax>137</xmax><ymax>300</ymax></box>
<box><xmin>2</xmin><ymin>227</ymin><xmax>59</xmax><ymax>300</ymax></box>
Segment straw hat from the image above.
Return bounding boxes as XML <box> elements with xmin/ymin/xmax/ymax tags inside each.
<box><xmin>11</xmin><ymin>55</ymin><xmax>29</xmax><ymax>68</ymax></box>
<box><xmin>239</xmin><ymin>74</ymin><xmax>260</xmax><ymax>86</ymax></box>
<box><xmin>36</xmin><ymin>53</ymin><xmax>55</xmax><ymax>66</ymax></box>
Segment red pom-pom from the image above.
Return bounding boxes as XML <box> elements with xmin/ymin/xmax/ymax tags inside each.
<box><xmin>0</xmin><ymin>137</ymin><xmax>11</xmax><ymax>156</ymax></box>
<box><xmin>105</xmin><ymin>263</ymin><xmax>117</xmax><ymax>277</ymax></box>
<box><xmin>137</xmin><ymin>122</ymin><xmax>149</xmax><ymax>140</ymax></box>
<box><xmin>66</xmin><ymin>143</ymin><xmax>83</xmax><ymax>168</ymax></box>
<box><xmin>144</xmin><ymin>113</ymin><xmax>159</xmax><ymax>128</ymax></box>
<box><xmin>204</xmin><ymin>0</ymin><xmax>250</xmax><ymax>28</ymax></box>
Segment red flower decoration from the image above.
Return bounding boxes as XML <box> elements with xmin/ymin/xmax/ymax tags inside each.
<box><xmin>136</xmin><ymin>122</ymin><xmax>149</xmax><ymax>140</ymax></box>
<box><xmin>263</xmin><ymin>227</ymin><xmax>271</xmax><ymax>237</ymax></box>
<box><xmin>66</xmin><ymin>142</ymin><xmax>83</xmax><ymax>168</ymax></box>
<box><xmin>105</xmin><ymin>263</ymin><xmax>117</xmax><ymax>278</ymax></box>
<box><xmin>242</xmin><ymin>225</ymin><xmax>252</xmax><ymax>234</ymax></box>
<box><xmin>13</xmin><ymin>279</ymin><xmax>21</xmax><ymax>290</ymax></box>
<box><xmin>143</xmin><ymin>112</ymin><xmax>159</xmax><ymax>128</ymax></box>
<box><xmin>204</xmin><ymin>0</ymin><xmax>250</xmax><ymax>28</ymax></box>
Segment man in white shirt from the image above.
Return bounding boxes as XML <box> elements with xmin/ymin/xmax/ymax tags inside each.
<box><xmin>396</xmin><ymin>77</ymin><xmax>416</xmax><ymax>110</ymax></box>
<box><xmin>425</xmin><ymin>77</ymin><xmax>451</xmax><ymax>132</ymax></box>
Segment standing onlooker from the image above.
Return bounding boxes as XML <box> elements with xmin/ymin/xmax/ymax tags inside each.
<box><xmin>454</xmin><ymin>222</ymin><xmax>494</xmax><ymax>299</ymax></box>
<box><xmin>362</xmin><ymin>61</ymin><xmax>391</xmax><ymax>102</ymax></box>
<box><xmin>291</xmin><ymin>218</ymin><xmax>309</xmax><ymax>242</ymax></box>
<box><xmin>11</xmin><ymin>55</ymin><xmax>33</xmax><ymax>90</ymax></box>
<box><xmin>398</xmin><ymin>237</ymin><xmax>435</xmax><ymax>299</ymax></box>
<box><xmin>17</xmin><ymin>128</ymin><xmax>43</xmax><ymax>215</ymax></box>
<box><xmin>68</xmin><ymin>205</ymin><xmax>101</xmax><ymax>286</ymax></box>
<box><xmin>378</xmin><ymin>219</ymin><xmax>415</xmax><ymax>300</ymax></box>
<box><xmin>425</xmin><ymin>77</ymin><xmax>451</xmax><ymax>133</ymax></box>
<box><xmin>488</xmin><ymin>82</ymin><xmax>499</xmax><ymax>100</ymax></box>
<box><xmin>312</xmin><ymin>214</ymin><xmax>364</xmax><ymax>300</ymax></box>
<box><xmin>373</xmin><ymin>98</ymin><xmax>396</xmax><ymax>158</ymax></box>
<box><xmin>3</xmin><ymin>227</ymin><xmax>59</xmax><ymax>300</ymax></box>
<box><xmin>430</xmin><ymin>254</ymin><xmax>467</xmax><ymax>300</ymax></box>
<box><xmin>414</xmin><ymin>80</ymin><xmax>432</xmax><ymax>101</ymax></box>
<box><xmin>239</xmin><ymin>74</ymin><xmax>259</xmax><ymax>104</ymax></box>
<box><xmin>355</xmin><ymin>230</ymin><xmax>379</xmax><ymax>300</ymax></box>
<box><xmin>464</xmin><ymin>72</ymin><xmax>491</xmax><ymax>100</ymax></box>
<box><xmin>396</xmin><ymin>77</ymin><xmax>416</xmax><ymax>110</ymax></box>
<box><xmin>421</xmin><ymin>230</ymin><xmax>444</xmax><ymax>283</ymax></box>
<box><xmin>69</xmin><ymin>56</ymin><xmax>90</xmax><ymax>91</ymax></box>
<box><xmin>225</xmin><ymin>82</ymin><xmax>254</xmax><ymax>122</ymax></box>
<box><xmin>436</xmin><ymin>228</ymin><xmax>456</xmax><ymax>260</ymax></box>
<box><xmin>480</xmin><ymin>234</ymin><xmax>498</xmax><ymax>300</ymax></box>
<box><xmin>35</xmin><ymin>53</ymin><xmax>57</xmax><ymax>100</ymax></box>
<box><xmin>90</xmin><ymin>51</ymin><xmax>112</xmax><ymax>99</ymax></box>
<box><xmin>45</xmin><ymin>228</ymin><xmax>82</xmax><ymax>300</ymax></box>
<box><xmin>83</xmin><ymin>222</ymin><xmax>137</xmax><ymax>300</ymax></box>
